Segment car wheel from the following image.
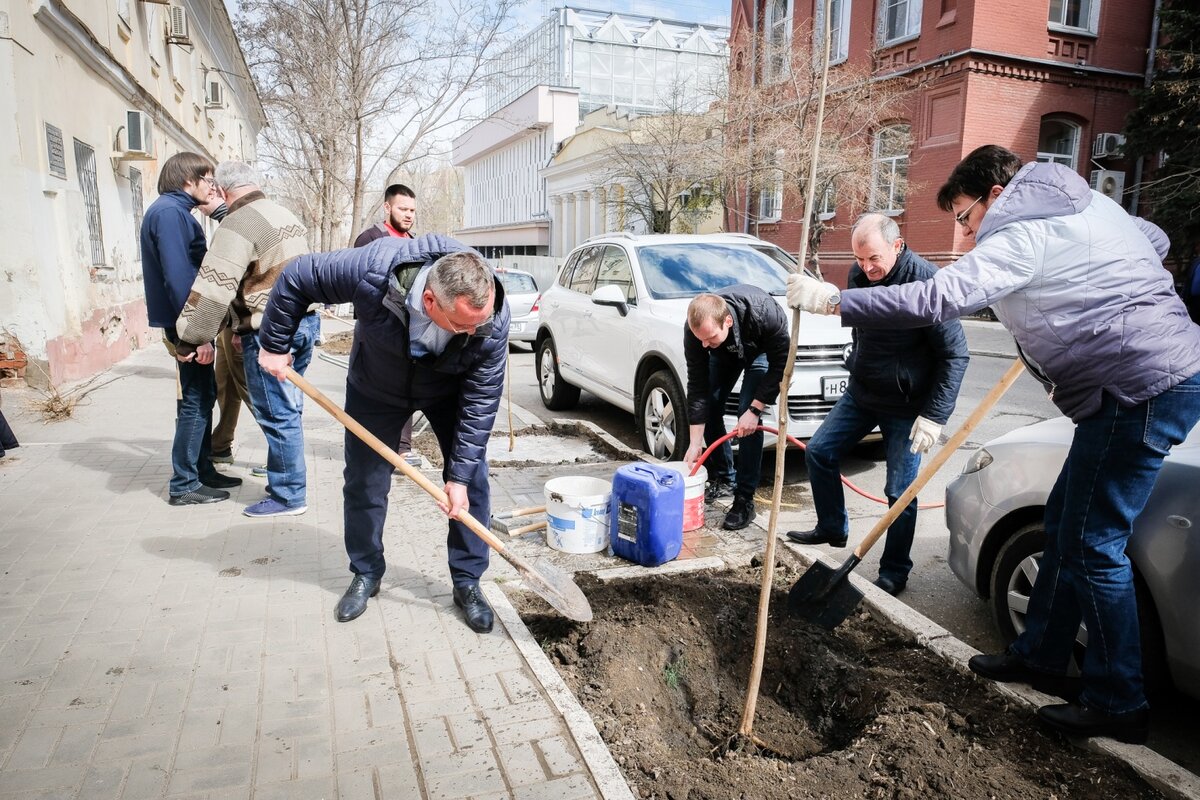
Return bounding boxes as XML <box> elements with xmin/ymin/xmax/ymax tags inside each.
<box><xmin>989</xmin><ymin>522</ymin><xmax>1168</xmax><ymax>692</ymax></box>
<box><xmin>536</xmin><ymin>337</ymin><xmax>580</xmax><ymax>410</ymax></box>
<box><xmin>638</xmin><ymin>370</ymin><xmax>689</xmax><ymax>461</ymax></box>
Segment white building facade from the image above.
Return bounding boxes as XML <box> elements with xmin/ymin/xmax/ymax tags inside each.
<box><xmin>452</xmin><ymin>7</ymin><xmax>727</xmax><ymax>258</ymax></box>
<box><xmin>0</xmin><ymin>0</ymin><xmax>263</xmax><ymax>387</ymax></box>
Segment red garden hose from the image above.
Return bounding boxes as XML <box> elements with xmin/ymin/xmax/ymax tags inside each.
<box><xmin>687</xmin><ymin>424</ymin><xmax>945</xmax><ymax>511</ymax></box>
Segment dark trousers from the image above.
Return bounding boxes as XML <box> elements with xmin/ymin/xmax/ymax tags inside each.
<box><xmin>342</xmin><ymin>382</ymin><xmax>491</xmax><ymax>586</ymax></box>
<box><xmin>170</xmin><ymin>358</ymin><xmax>219</xmax><ymax>496</ymax></box>
<box><xmin>0</xmin><ymin>409</ymin><xmax>17</xmax><ymax>457</ymax></box>
<box><xmin>702</xmin><ymin>353</ymin><xmax>768</xmax><ymax>502</ymax></box>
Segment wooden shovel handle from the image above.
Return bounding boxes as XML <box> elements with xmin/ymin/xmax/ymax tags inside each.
<box><xmin>285</xmin><ymin>368</ymin><xmax>510</xmax><ymax>556</ymax></box>
<box><xmin>853</xmin><ymin>359</ymin><xmax>1027</xmax><ymax>559</ymax></box>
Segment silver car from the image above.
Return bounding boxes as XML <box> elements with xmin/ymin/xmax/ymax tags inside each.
<box><xmin>496</xmin><ymin>267</ymin><xmax>540</xmax><ymax>345</ymax></box>
<box><xmin>945</xmin><ymin>416</ymin><xmax>1200</xmax><ymax>700</ymax></box>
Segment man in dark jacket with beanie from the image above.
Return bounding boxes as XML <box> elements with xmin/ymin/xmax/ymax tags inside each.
<box><xmin>683</xmin><ymin>286</ymin><xmax>791</xmax><ymax>531</ymax></box>
<box><xmin>787</xmin><ymin>213</ymin><xmax>968</xmax><ymax>596</ymax></box>
<box><xmin>140</xmin><ymin>151</ymin><xmax>242</xmax><ymax>505</ymax></box>
<box><xmin>256</xmin><ymin>235</ymin><xmax>510</xmax><ymax>633</ymax></box>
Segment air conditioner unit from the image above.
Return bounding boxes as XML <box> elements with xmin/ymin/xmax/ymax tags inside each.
<box><xmin>125</xmin><ymin>109</ymin><xmax>154</xmax><ymax>155</ymax></box>
<box><xmin>205</xmin><ymin>79</ymin><xmax>224</xmax><ymax>108</ymax></box>
<box><xmin>1093</xmin><ymin>132</ymin><xmax>1126</xmax><ymax>159</ymax></box>
<box><xmin>1089</xmin><ymin>169</ymin><xmax>1125</xmax><ymax>202</ymax></box>
<box><xmin>167</xmin><ymin>6</ymin><xmax>190</xmax><ymax>43</ymax></box>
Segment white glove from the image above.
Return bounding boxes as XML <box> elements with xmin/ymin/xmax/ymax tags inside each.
<box><xmin>909</xmin><ymin>415</ymin><xmax>942</xmax><ymax>454</ymax></box>
<box><xmin>786</xmin><ymin>273</ymin><xmax>839</xmax><ymax>314</ymax></box>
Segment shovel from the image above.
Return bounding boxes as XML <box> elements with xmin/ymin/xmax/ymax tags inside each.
<box><xmin>286</xmin><ymin>368</ymin><xmax>593</xmax><ymax>623</ymax></box>
<box><xmin>788</xmin><ymin>359</ymin><xmax>1026</xmax><ymax>630</ymax></box>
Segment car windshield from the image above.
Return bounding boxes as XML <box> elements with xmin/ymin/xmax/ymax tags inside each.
<box><xmin>635</xmin><ymin>243</ymin><xmax>802</xmax><ymax>299</ymax></box>
<box><xmin>497</xmin><ymin>272</ymin><xmax>538</xmax><ymax>293</ymax></box>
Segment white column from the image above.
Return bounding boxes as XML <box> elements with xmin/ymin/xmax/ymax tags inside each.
<box><xmin>563</xmin><ymin>194</ymin><xmax>576</xmax><ymax>255</ymax></box>
<box><xmin>551</xmin><ymin>195</ymin><xmax>564</xmax><ymax>257</ymax></box>
<box><xmin>575</xmin><ymin>190</ymin><xmax>591</xmax><ymax>247</ymax></box>
<box><xmin>592</xmin><ymin>187</ymin><xmax>606</xmax><ymax>236</ymax></box>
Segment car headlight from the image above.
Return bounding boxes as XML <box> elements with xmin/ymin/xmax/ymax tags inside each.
<box><xmin>962</xmin><ymin>448</ymin><xmax>993</xmax><ymax>475</ymax></box>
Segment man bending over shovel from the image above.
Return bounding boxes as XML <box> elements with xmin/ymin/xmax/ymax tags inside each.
<box><xmin>786</xmin><ymin>144</ymin><xmax>1200</xmax><ymax>745</ymax></box>
<box><xmin>257</xmin><ymin>235</ymin><xmax>510</xmax><ymax>632</ymax></box>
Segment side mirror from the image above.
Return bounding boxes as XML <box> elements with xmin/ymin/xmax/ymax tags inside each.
<box><xmin>591</xmin><ymin>284</ymin><xmax>629</xmax><ymax>317</ymax></box>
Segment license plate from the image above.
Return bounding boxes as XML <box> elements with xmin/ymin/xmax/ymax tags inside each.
<box><xmin>821</xmin><ymin>375</ymin><xmax>848</xmax><ymax>400</ymax></box>
<box><xmin>511</xmin><ymin>322</ymin><xmax>525</xmax><ymax>333</ymax></box>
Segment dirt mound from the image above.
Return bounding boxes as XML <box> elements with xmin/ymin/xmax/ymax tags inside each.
<box><xmin>520</xmin><ymin>566</ymin><xmax>1161</xmax><ymax>800</ymax></box>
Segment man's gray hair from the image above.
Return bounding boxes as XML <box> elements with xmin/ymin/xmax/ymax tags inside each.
<box><xmin>427</xmin><ymin>252</ymin><xmax>494</xmax><ymax>309</ymax></box>
<box><xmin>214</xmin><ymin>161</ymin><xmax>260</xmax><ymax>192</ymax></box>
<box><xmin>851</xmin><ymin>212</ymin><xmax>901</xmax><ymax>245</ymax></box>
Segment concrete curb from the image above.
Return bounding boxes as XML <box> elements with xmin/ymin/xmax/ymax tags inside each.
<box><xmin>485</xmin><ymin>583</ymin><xmax>637</xmax><ymax>800</ymax></box>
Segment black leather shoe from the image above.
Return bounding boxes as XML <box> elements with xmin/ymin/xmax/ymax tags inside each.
<box><xmin>704</xmin><ymin>479</ymin><xmax>734</xmax><ymax>504</ymax></box>
<box><xmin>722</xmin><ymin>497</ymin><xmax>756</xmax><ymax>530</ymax></box>
<box><xmin>200</xmin><ymin>472</ymin><xmax>243</xmax><ymax>489</ymax></box>
<box><xmin>169</xmin><ymin>485</ymin><xmax>230</xmax><ymax>505</ymax></box>
<box><xmin>786</xmin><ymin>528</ymin><xmax>848</xmax><ymax>547</ymax></box>
<box><xmin>1037</xmin><ymin>702</ymin><xmax>1149</xmax><ymax>744</ymax></box>
<box><xmin>335</xmin><ymin>575</ymin><xmax>380</xmax><ymax>623</ymax></box>
<box><xmin>453</xmin><ymin>583</ymin><xmax>494</xmax><ymax>633</ymax></box>
<box><xmin>968</xmin><ymin>652</ymin><xmax>1081</xmax><ymax>701</ymax></box>
<box><xmin>873</xmin><ymin>576</ymin><xmax>906</xmax><ymax>596</ymax></box>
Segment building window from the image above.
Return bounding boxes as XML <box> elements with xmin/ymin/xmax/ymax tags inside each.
<box><xmin>871</xmin><ymin>125</ymin><xmax>910</xmax><ymax>213</ymax></box>
<box><xmin>763</xmin><ymin>0</ymin><xmax>793</xmax><ymax>82</ymax></box>
<box><xmin>818</xmin><ymin>180</ymin><xmax>837</xmax><ymax>219</ymax></box>
<box><xmin>815</xmin><ymin>0</ymin><xmax>851</xmax><ymax>64</ymax></box>
<box><xmin>759</xmin><ymin>152</ymin><xmax>784</xmax><ymax>222</ymax></box>
<box><xmin>1049</xmin><ymin>0</ymin><xmax>1098</xmax><ymax>34</ymax></box>
<box><xmin>74</xmin><ymin>139</ymin><xmax>105</xmax><ymax>265</ymax></box>
<box><xmin>1036</xmin><ymin>117</ymin><xmax>1081</xmax><ymax>169</ymax></box>
<box><xmin>879</xmin><ymin>0</ymin><xmax>922</xmax><ymax>46</ymax></box>
<box><xmin>130</xmin><ymin>168</ymin><xmax>144</xmax><ymax>262</ymax></box>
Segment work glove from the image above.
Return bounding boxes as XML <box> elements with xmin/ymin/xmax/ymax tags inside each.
<box><xmin>909</xmin><ymin>415</ymin><xmax>942</xmax><ymax>454</ymax></box>
<box><xmin>786</xmin><ymin>273</ymin><xmax>839</xmax><ymax>314</ymax></box>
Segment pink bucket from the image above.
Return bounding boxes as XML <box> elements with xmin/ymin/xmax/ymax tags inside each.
<box><xmin>663</xmin><ymin>462</ymin><xmax>707</xmax><ymax>532</ymax></box>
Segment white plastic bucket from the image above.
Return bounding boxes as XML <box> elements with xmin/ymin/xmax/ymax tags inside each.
<box><xmin>544</xmin><ymin>476</ymin><xmax>612</xmax><ymax>553</ymax></box>
<box><xmin>663</xmin><ymin>462</ymin><xmax>707</xmax><ymax>532</ymax></box>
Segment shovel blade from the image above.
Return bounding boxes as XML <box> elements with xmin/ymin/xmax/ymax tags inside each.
<box><xmin>518</xmin><ymin>557</ymin><xmax>593</xmax><ymax>622</ymax></box>
<box><xmin>787</xmin><ymin>559</ymin><xmax>863</xmax><ymax>630</ymax></box>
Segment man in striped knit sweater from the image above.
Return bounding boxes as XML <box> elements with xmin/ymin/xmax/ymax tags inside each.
<box><xmin>175</xmin><ymin>161</ymin><xmax>318</xmax><ymax>518</ymax></box>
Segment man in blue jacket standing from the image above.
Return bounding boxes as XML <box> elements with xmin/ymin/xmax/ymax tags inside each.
<box><xmin>787</xmin><ymin>145</ymin><xmax>1200</xmax><ymax>744</ymax></box>
<box><xmin>140</xmin><ymin>151</ymin><xmax>242</xmax><ymax>505</ymax></box>
<box><xmin>787</xmin><ymin>213</ymin><xmax>968</xmax><ymax>597</ymax></box>
<box><xmin>256</xmin><ymin>235</ymin><xmax>509</xmax><ymax>633</ymax></box>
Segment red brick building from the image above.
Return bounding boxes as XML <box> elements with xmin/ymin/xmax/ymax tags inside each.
<box><xmin>727</xmin><ymin>0</ymin><xmax>1156</xmax><ymax>287</ymax></box>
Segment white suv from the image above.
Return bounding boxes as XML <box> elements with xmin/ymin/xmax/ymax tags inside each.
<box><xmin>534</xmin><ymin>233</ymin><xmax>854</xmax><ymax>460</ymax></box>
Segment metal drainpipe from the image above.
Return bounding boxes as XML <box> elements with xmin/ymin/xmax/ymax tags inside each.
<box><xmin>743</xmin><ymin>0</ymin><xmax>759</xmax><ymax>234</ymax></box>
<box><xmin>1129</xmin><ymin>0</ymin><xmax>1162</xmax><ymax>214</ymax></box>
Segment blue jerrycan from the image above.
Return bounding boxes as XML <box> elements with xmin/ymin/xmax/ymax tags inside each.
<box><xmin>610</xmin><ymin>463</ymin><xmax>684</xmax><ymax>567</ymax></box>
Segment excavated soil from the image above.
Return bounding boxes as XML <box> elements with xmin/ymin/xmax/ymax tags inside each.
<box><xmin>519</xmin><ymin>564</ymin><xmax>1162</xmax><ymax>800</ymax></box>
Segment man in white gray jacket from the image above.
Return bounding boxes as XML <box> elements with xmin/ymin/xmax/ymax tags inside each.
<box><xmin>787</xmin><ymin>144</ymin><xmax>1200</xmax><ymax>745</ymax></box>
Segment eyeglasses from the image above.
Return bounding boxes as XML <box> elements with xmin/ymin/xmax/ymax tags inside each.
<box><xmin>954</xmin><ymin>197</ymin><xmax>983</xmax><ymax>226</ymax></box>
<box><xmin>436</xmin><ymin>303</ymin><xmax>494</xmax><ymax>335</ymax></box>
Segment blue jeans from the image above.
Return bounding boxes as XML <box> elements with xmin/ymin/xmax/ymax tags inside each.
<box><xmin>1012</xmin><ymin>372</ymin><xmax>1200</xmax><ymax>714</ymax></box>
<box><xmin>805</xmin><ymin>389</ymin><xmax>921</xmax><ymax>585</ymax></box>
<box><xmin>342</xmin><ymin>383</ymin><xmax>491</xmax><ymax>585</ymax></box>
<box><xmin>703</xmin><ymin>353</ymin><xmax>768</xmax><ymax>502</ymax></box>
<box><xmin>170</xmin><ymin>357</ymin><xmax>218</xmax><ymax>496</ymax></box>
<box><xmin>240</xmin><ymin>313</ymin><xmax>320</xmax><ymax>507</ymax></box>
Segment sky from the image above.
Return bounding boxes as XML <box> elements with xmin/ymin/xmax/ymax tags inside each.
<box><xmin>223</xmin><ymin>0</ymin><xmax>731</xmax><ymax>33</ymax></box>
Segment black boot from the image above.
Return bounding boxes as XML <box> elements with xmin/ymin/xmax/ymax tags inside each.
<box><xmin>785</xmin><ymin>528</ymin><xmax>848</xmax><ymax>547</ymax></box>
<box><xmin>968</xmin><ymin>652</ymin><xmax>1081</xmax><ymax>701</ymax></box>
<box><xmin>335</xmin><ymin>575</ymin><xmax>380</xmax><ymax>623</ymax></box>
<box><xmin>453</xmin><ymin>583</ymin><xmax>494</xmax><ymax>633</ymax></box>
<box><xmin>722</xmin><ymin>496</ymin><xmax>756</xmax><ymax>530</ymax></box>
<box><xmin>1037</xmin><ymin>702</ymin><xmax>1149</xmax><ymax>744</ymax></box>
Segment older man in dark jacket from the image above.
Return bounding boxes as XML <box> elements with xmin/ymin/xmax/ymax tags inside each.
<box><xmin>256</xmin><ymin>234</ymin><xmax>509</xmax><ymax>632</ymax></box>
<box><xmin>682</xmin><ymin>285</ymin><xmax>791</xmax><ymax>531</ymax></box>
<box><xmin>787</xmin><ymin>213</ymin><xmax>969</xmax><ymax>596</ymax></box>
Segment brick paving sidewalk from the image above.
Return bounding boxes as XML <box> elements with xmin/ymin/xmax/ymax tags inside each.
<box><xmin>0</xmin><ymin>345</ymin><xmax>609</xmax><ymax>800</ymax></box>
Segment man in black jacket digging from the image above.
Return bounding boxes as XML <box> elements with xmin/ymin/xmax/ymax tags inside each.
<box><xmin>256</xmin><ymin>234</ymin><xmax>509</xmax><ymax>632</ymax></box>
<box><xmin>683</xmin><ymin>286</ymin><xmax>791</xmax><ymax>531</ymax></box>
<box><xmin>787</xmin><ymin>213</ymin><xmax>969</xmax><ymax>596</ymax></box>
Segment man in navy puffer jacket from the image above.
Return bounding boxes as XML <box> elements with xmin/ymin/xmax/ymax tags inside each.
<box><xmin>256</xmin><ymin>235</ymin><xmax>509</xmax><ymax>632</ymax></box>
